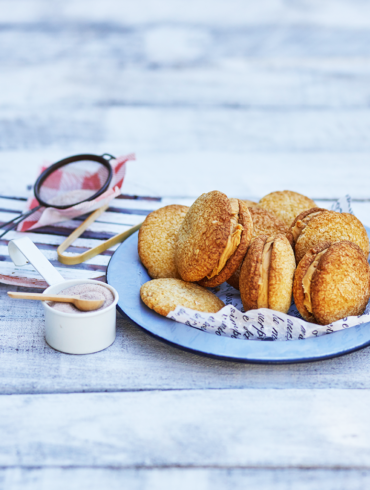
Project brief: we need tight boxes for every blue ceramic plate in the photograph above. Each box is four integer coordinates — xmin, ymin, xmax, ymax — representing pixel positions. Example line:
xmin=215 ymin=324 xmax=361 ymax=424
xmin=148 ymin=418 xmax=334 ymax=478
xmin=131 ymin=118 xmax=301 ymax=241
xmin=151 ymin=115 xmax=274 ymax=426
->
xmin=106 ymin=232 xmax=370 ymax=364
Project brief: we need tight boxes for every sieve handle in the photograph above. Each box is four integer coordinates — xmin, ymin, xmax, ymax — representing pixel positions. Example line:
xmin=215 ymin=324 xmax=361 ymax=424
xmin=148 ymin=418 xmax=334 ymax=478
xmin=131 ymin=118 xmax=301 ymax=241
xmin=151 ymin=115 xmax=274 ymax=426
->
xmin=0 ymin=205 xmax=42 ymax=240
xmin=8 ymin=237 xmax=65 ymax=286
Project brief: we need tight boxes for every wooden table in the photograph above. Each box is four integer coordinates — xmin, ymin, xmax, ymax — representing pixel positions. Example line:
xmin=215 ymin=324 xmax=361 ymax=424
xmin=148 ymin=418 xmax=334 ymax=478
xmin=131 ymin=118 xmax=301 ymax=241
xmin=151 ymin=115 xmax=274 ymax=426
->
xmin=2 ymin=1 xmax=370 ymax=488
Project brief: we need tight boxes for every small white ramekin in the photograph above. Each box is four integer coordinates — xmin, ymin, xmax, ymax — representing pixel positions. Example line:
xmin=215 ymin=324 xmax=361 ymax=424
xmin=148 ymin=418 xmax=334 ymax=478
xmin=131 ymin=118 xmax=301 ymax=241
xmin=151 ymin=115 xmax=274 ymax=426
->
xmin=43 ymin=279 xmax=118 ymax=354
xmin=8 ymin=237 xmax=119 ymax=355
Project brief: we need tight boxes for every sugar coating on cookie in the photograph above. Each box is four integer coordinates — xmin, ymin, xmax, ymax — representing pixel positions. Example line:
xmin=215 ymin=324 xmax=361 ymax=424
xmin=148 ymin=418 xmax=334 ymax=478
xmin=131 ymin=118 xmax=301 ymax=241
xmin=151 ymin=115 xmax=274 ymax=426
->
xmin=243 ymin=199 xmax=259 ymax=207
xmin=248 ymin=206 xmax=289 ymax=242
xmin=140 ymin=278 xmax=225 ymax=317
xmin=175 ymin=191 xmax=232 ymax=282
xmin=138 ymin=204 xmax=189 ymax=279
xmin=311 ymin=242 xmax=370 ymax=324
xmin=290 ymin=207 xmax=328 ymax=245
xmin=294 ymin=211 xmax=369 ymax=263
xmin=259 ymin=190 xmax=316 ymax=227
xmin=294 ymin=241 xmax=370 ymax=325
xmin=198 ymin=200 xmax=253 ymax=288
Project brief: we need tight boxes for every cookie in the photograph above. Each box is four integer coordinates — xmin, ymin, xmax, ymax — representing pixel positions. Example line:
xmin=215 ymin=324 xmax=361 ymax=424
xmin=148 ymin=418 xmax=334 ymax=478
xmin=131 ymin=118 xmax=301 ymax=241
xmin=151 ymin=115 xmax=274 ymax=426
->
xmin=259 ymin=190 xmax=316 ymax=227
xmin=140 ymin=278 xmax=225 ymax=316
xmin=291 ymin=209 xmax=369 ymax=263
xmin=243 ymin=199 xmax=259 ymax=207
xmin=239 ymin=234 xmax=296 ymax=314
xmin=138 ymin=204 xmax=189 ymax=278
xmin=226 ymin=207 xmax=291 ymax=290
xmin=198 ymin=200 xmax=253 ymax=287
xmin=227 ymin=267 xmax=241 ymax=290
xmin=293 ymin=241 xmax=370 ymax=324
xmin=248 ymin=206 xmax=291 ymax=244
xmin=175 ymin=191 xmax=253 ymax=286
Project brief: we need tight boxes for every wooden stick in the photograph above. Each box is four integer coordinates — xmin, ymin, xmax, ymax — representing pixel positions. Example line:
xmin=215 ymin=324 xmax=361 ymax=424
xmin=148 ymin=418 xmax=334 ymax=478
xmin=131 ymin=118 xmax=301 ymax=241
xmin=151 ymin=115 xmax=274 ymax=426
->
xmin=8 ymin=291 xmax=104 ymax=311
xmin=8 ymin=291 xmax=84 ymax=303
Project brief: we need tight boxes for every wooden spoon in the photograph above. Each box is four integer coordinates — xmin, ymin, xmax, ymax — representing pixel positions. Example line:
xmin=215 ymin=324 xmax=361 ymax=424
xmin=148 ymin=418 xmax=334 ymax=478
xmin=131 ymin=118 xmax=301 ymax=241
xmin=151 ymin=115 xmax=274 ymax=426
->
xmin=7 ymin=291 xmax=104 ymax=312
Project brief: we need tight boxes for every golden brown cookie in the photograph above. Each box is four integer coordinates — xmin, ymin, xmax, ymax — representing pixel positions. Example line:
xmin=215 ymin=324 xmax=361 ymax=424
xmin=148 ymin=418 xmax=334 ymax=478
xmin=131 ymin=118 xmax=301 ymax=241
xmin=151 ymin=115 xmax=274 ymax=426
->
xmin=239 ymin=234 xmax=296 ymax=314
xmin=226 ymin=207 xmax=291 ymax=290
xmin=259 ymin=190 xmax=316 ymax=227
xmin=138 ymin=204 xmax=189 ymax=279
xmin=175 ymin=191 xmax=253 ymax=285
xmin=291 ymin=209 xmax=369 ymax=263
xmin=293 ymin=241 xmax=370 ymax=325
xmin=227 ymin=267 xmax=241 ymax=290
xmin=290 ymin=207 xmax=328 ymax=245
xmin=140 ymin=278 xmax=225 ymax=316
xmin=198 ymin=200 xmax=253 ymax=287
xmin=243 ymin=199 xmax=259 ymax=207
xmin=248 ymin=206 xmax=291 ymax=243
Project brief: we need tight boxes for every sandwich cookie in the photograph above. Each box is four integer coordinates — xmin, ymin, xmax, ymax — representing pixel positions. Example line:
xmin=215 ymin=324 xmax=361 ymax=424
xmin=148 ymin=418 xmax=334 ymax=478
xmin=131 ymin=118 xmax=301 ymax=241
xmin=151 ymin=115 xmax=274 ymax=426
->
xmin=227 ymin=206 xmax=291 ymax=290
xmin=293 ymin=241 xmax=370 ymax=325
xmin=239 ymin=234 xmax=296 ymax=314
xmin=140 ymin=278 xmax=225 ymax=316
xmin=259 ymin=190 xmax=316 ymax=227
xmin=290 ymin=208 xmax=369 ymax=263
xmin=138 ymin=204 xmax=189 ymax=279
xmin=175 ymin=191 xmax=253 ymax=287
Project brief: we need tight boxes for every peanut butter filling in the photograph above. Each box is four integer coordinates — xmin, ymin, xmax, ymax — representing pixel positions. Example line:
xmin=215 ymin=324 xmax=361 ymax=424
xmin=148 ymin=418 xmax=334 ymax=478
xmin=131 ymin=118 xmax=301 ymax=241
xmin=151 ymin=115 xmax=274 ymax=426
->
xmin=292 ymin=212 xmax=323 ymax=242
xmin=207 ymin=198 xmax=243 ymax=279
xmin=257 ymin=237 xmax=275 ymax=309
xmin=302 ymin=249 xmax=328 ymax=313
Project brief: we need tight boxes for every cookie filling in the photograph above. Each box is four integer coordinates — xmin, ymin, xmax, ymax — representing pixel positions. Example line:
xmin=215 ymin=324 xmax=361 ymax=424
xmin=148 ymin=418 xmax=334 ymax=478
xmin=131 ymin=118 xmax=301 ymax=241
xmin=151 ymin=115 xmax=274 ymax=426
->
xmin=207 ymin=198 xmax=243 ymax=279
xmin=302 ymin=249 xmax=328 ymax=313
xmin=257 ymin=237 xmax=275 ymax=308
xmin=291 ymin=211 xmax=323 ymax=242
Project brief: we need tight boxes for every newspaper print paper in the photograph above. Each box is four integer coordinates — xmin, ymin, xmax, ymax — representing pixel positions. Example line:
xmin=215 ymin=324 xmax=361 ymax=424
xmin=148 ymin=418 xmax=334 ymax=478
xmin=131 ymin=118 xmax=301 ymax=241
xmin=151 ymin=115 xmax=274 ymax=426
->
xmin=167 ymin=196 xmax=370 ymax=341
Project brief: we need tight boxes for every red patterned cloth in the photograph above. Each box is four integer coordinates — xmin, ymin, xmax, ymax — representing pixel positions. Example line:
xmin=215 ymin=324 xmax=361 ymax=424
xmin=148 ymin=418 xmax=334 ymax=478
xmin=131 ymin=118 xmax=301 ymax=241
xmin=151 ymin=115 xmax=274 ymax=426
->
xmin=18 ymin=154 xmax=134 ymax=232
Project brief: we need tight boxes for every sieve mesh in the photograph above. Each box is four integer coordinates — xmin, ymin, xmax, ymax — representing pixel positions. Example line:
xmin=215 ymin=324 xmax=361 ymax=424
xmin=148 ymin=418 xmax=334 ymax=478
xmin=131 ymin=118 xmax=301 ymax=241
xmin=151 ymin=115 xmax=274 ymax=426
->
xmin=38 ymin=160 xmax=110 ymax=207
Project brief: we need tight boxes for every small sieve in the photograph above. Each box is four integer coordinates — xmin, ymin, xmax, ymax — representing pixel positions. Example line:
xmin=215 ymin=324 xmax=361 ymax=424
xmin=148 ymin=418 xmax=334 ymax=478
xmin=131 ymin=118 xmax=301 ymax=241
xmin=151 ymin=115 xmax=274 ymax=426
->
xmin=0 ymin=153 xmax=114 ymax=238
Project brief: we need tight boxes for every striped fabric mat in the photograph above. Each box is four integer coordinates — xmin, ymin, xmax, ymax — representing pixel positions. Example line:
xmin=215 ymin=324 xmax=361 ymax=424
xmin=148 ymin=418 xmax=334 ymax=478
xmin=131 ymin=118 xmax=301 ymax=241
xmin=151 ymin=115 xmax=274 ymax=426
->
xmin=0 ymin=193 xmax=194 ymax=288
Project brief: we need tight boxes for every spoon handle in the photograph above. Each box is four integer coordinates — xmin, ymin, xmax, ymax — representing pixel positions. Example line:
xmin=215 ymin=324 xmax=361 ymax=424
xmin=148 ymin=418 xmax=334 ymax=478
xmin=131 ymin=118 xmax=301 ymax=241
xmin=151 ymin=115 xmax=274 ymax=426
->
xmin=8 ymin=292 xmax=76 ymax=303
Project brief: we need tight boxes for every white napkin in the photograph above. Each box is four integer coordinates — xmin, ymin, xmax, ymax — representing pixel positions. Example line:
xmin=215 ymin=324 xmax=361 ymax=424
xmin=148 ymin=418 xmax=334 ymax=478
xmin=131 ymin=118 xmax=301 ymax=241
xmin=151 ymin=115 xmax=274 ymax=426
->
xmin=167 ymin=196 xmax=370 ymax=341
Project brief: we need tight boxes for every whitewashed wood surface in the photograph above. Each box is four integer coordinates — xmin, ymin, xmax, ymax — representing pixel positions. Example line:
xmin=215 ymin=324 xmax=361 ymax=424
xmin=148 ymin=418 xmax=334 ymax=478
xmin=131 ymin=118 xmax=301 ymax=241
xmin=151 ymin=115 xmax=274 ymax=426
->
xmin=2 ymin=0 xmax=370 ymax=488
